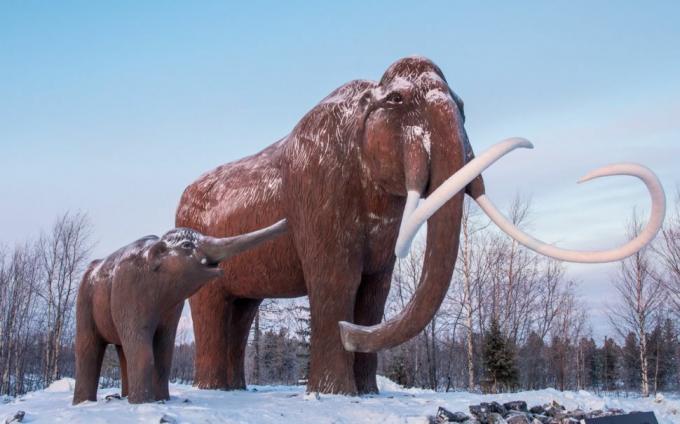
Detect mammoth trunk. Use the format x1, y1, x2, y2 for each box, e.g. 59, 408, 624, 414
339, 101, 466, 352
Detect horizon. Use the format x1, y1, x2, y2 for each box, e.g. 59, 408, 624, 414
2, 1, 680, 340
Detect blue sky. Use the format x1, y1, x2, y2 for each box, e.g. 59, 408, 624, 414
1, 1, 679, 337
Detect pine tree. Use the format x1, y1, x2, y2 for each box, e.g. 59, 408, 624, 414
602, 337, 619, 391
660, 319, 679, 391
580, 337, 600, 390
622, 332, 641, 391
482, 318, 517, 393
519, 331, 546, 390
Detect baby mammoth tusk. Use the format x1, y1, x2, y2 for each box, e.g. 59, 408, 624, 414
476, 163, 666, 263
394, 137, 534, 258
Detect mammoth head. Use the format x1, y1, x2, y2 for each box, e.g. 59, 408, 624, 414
361, 57, 467, 197
339, 56, 666, 353
148, 219, 288, 285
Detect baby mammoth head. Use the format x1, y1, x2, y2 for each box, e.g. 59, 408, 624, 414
146, 219, 287, 281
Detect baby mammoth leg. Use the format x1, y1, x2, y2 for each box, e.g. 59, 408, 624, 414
121, 333, 155, 404
152, 306, 182, 401
73, 328, 106, 404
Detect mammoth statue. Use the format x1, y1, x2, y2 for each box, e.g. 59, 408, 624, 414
73, 220, 287, 404
177, 56, 665, 395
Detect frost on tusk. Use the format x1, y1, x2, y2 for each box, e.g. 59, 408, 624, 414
394, 137, 534, 258
476, 163, 666, 263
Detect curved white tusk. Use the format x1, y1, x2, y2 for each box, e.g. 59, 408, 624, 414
394, 137, 534, 258
475, 163, 666, 263
395, 190, 423, 257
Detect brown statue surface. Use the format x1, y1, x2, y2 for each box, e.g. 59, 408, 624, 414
73, 221, 286, 404
177, 56, 665, 395
177, 56, 484, 395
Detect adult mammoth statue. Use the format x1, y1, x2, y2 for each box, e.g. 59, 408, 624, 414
177, 56, 665, 395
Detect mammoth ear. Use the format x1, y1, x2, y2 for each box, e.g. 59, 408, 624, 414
463, 143, 486, 199
358, 88, 377, 111
147, 241, 167, 272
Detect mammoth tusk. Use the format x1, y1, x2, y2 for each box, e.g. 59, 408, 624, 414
396, 190, 422, 255
394, 137, 534, 258
475, 163, 666, 263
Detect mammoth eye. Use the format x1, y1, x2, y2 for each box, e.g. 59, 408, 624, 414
180, 241, 193, 250
385, 92, 403, 104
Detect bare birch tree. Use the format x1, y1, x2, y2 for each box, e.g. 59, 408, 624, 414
37, 212, 92, 385
608, 212, 664, 397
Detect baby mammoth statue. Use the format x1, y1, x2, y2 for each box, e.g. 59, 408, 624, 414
72, 219, 287, 404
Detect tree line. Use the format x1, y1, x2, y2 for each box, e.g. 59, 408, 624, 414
2, 192, 679, 397
0, 213, 91, 396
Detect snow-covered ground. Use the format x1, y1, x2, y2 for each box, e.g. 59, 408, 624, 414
1, 377, 679, 423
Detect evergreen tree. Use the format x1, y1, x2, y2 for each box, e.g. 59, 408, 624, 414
482, 318, 518, 392
519, 331, 546, 390
661, 319, 679, 391
602, 337, 620, 391
648, 319, 679, 393
622, 332, 641, 391
580, 337, 600, 390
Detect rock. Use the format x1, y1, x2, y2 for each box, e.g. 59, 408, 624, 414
531, 420, 542, 424
471, 401, 508, 417
568, 409, 586, 420
469, 404, 489, 422
487, 402, 508, 416
531, 415, 551, 424
469, 404, 486, 416
159, 414, 177, 424
504, 401, 528, 413
549, 401, 565, 411
436, 407, 469, 423
544, 406, 564, 418
105, 393, 122, 402
5, 411, 25, 423
560, 419, 579, 424
607, 408, 624, 415
529, 406, 545, 415
488, 412, 507, 424
506, 414, 530, 424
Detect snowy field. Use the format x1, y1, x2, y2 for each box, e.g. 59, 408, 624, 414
1, 377, 679, 423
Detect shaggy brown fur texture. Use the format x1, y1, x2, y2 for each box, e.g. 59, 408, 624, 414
176, 56, 484, 395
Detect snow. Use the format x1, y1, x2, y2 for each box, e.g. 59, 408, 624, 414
2, 377, 679, 423
425, 89, 451, 104
42, 378, 75, 393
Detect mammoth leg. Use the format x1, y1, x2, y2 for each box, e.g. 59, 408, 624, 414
115, 345, 128, 397
306, 265, 362, 395
191, 286, 260, 390
152, 306, 182, 401
73, 329, 106, 404
191, 285, 232, 389
224, 297, 262, 389
353, 269, 393, 394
